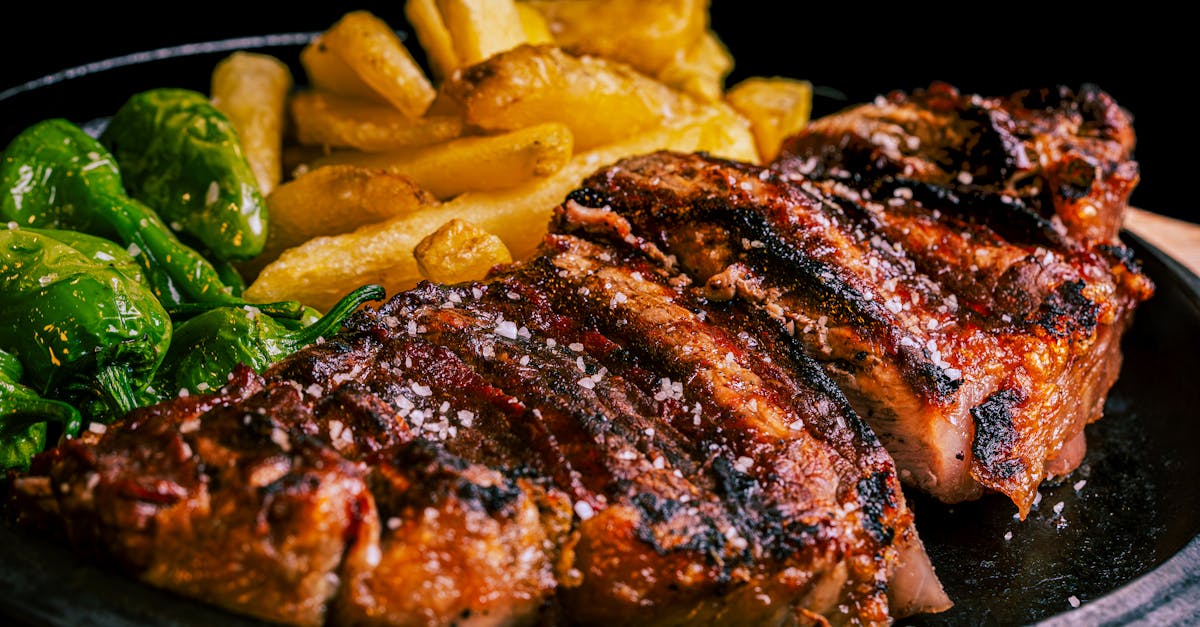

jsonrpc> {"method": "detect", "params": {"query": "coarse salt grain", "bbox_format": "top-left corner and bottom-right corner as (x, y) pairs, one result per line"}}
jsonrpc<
(1074, 480), (1087, 492)
(1068, 596), (1080, 608)
(494, 320), (518, 339)
(573, 501), (595, 520)
(568, 342), (584, 352)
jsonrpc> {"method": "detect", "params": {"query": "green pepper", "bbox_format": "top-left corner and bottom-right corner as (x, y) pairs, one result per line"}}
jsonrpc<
(155, 284), (384, 396)
(29, 227), (150, 290)
(99, 88), (267, 262)
(0, 118), (301, 319)
(1, 349), (82, 471)
(0, 227), (171, 421)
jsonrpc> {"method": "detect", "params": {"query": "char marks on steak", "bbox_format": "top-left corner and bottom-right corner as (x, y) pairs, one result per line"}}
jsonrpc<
(14, 233), (950, 625)
(560, 83), (1152, 516)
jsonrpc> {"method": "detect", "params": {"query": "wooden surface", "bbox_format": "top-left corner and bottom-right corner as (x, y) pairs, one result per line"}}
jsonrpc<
(1125, 209), (1200, 277)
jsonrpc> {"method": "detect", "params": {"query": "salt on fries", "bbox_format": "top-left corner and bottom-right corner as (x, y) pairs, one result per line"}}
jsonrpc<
(211, 0), (811, 312)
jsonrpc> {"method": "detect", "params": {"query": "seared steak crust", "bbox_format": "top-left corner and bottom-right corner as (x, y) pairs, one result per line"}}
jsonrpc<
(15, 234), (948, 625)
(561, 92), (1151, 515)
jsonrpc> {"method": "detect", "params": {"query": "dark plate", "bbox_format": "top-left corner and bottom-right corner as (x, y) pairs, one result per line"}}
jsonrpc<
(2, 34), (1198, 627)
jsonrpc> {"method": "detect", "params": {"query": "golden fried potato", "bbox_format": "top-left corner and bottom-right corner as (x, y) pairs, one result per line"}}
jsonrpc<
(210, 51), (294, 196)
(240, 164), (437, 280)
(300, 35), (389, 104)
(437, 44), (697, 150)
(415, 218), (513, 284)
(309, 122), (574, 199)
(515, 3), (554, 45)
(245, 111), (725, 310)
(655, 30), (732, 103)
(290, 89), (464, 152)
(519, 0), (709, 76)
(436, 0), (528, 67)
(404, 0), (459, 81)
(320, 10), (436, 117)
(725, 76), (814, 162)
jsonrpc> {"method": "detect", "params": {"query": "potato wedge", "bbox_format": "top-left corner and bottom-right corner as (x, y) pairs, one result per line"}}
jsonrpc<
(300, 35), (389, 104)
(437, 44), (697, 150)
(210, 51), (294, 196)
(404, 0), (459, 81)
(320, 10), (436, 117)
(437, 0), (528, 68)
(520, 0), (709, 76)
(240, 164), (438, 280)
(290, 89), (464, 152)
(415, 218), (513, 284)
(725, 76), (814, 162)
(245, 112), (719, 310)
(515, 3), (554, 45)
(309, 122), (574, 199)
(655, 30), (732, 103)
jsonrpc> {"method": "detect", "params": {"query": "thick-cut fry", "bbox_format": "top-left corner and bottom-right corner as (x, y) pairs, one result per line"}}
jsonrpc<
(515, 3), (554, 45)
(320, 10), (436, 118)
(436, 0), (528, 68)
(210, 51), (294, 196)
(520, 0), (709, 76)
(655, 30), (732, 103)
(415, 218), (513, 284)
(299, 35), (389, 104)
(404, 0), (460, 81)
(290, 89), (464, 152)
(309, 122), (574, 199)
(437, 44), (697, 150)
(244, 112), (724, 310)
(239, 164), (437, 280)
(726, 76), (814, 162)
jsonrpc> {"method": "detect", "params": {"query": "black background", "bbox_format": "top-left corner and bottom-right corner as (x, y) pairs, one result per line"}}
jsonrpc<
(0, 3), (1189, 223)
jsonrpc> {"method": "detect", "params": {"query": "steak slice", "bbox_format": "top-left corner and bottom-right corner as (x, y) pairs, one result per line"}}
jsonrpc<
(14, 234), (949, 625)
(558, 144), (1152, 517)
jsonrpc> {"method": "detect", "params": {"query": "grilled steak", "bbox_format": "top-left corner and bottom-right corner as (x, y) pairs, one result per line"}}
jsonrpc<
(13, 234), (950, 625)
(558, 83), (1152, 516)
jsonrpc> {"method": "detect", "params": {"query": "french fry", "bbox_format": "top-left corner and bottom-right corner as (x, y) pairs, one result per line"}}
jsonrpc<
(290, 89), (464, 152)
(319, 10), (436, 117)
(210, 51), (294, 196)
(404, 0), (460, 82)
(299, 35), (389, 104)
(244, 112), (722, 311)
(515, 3), (554, 45)
(437, 44), (698, 150)
(655, 30), (732, 103)
(309, 122), (574, 199)
(239, 164), (438, 280)
(519, 0), (709, 76)
(436, 0), (528, 68)
(725, 76), (814, 162)
(415, 218), (513, 284)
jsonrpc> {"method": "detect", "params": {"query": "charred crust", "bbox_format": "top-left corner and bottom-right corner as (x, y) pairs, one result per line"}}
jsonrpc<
(1037, 279), (1099, 338)
(855, 471), (897, 545)
(566, 187), (609, 209)
(970, 389), (1024, 479)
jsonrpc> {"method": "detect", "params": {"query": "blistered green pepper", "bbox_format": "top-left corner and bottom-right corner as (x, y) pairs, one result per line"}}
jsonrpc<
(0, 118), (301, 318)
(0, 227), (171, 420)
(155, 284), (384, 396)
(99, 88), (267, 262)
(1, 348), (82, 471)
(32, 227), (151, 290)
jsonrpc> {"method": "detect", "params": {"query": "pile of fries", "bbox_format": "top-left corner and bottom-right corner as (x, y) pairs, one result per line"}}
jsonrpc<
(210, 0), (813, 312)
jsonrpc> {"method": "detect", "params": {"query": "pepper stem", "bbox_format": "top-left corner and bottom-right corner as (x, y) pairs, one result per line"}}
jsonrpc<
(285, 284), (386, 349)
(94, 364), (139, 420)
(166, 298), (305, 320)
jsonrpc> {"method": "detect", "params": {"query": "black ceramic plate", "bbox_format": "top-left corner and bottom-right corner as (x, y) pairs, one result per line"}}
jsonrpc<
(2, 34), (1198, 627)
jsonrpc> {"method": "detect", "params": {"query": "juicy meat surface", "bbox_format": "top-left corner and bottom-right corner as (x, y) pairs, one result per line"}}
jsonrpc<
(560, 83), (1152, 516)
(14, 234), (949, 626)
